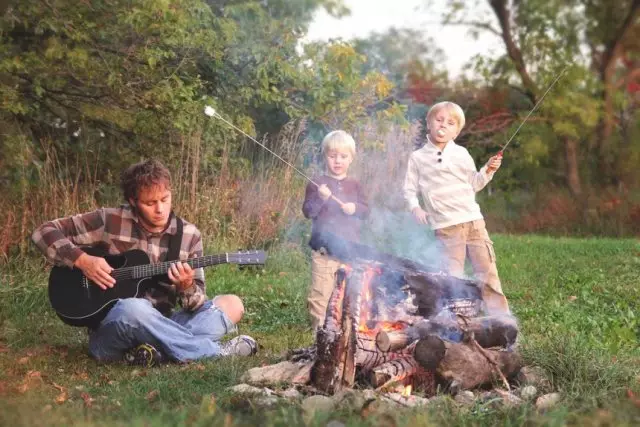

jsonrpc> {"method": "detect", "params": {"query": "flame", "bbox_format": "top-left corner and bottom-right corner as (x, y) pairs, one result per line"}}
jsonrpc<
(356, 266), (408, 334)
(357, 266), (378, 332)
(402, 383), (412, 397)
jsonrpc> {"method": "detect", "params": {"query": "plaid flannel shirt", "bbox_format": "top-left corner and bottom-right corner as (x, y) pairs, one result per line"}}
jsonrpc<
(32, 204), (207, 314)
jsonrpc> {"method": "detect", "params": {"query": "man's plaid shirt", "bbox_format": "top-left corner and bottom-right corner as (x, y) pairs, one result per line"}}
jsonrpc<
(32, 204), (207, 314)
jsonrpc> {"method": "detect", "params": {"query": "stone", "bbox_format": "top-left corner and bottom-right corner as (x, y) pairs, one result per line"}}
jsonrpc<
(333, 389), (365, 410)
(516, 366), (552, 392)
(240, 361), (312, 386)
(228, 384), (271, 396)
(382, 392), (429, 407)
(536, 392), (561, 410)
(520, 385), (538, 400)
(280, 387), (302, 400)
(301, 395), (335, 423)
(253, 395), (280, 407)
(494, 389), (524, 407)
(454, 390), (476, 406)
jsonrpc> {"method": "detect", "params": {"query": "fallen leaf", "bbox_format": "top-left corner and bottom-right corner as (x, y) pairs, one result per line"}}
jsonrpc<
(18, 357), (30, 364)
(627, 389), (640, 408)
(55, 391), (68, 404)
(568, 295), (577, 302)
(146, 390), (159, 402)
(73, 371), (89, 381)
(81, 392), (94, 408)
(52, 382), (66, 392)
(27, 371), (41, 379)
(42, 404), (52, 412)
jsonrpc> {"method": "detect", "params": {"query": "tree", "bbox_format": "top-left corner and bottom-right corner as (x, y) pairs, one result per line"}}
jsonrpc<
(440, 0), (609, 197)
(582, 0), (640, 180)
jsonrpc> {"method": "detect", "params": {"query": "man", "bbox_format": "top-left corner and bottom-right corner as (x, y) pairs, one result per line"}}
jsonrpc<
(32, 159), (257, 366)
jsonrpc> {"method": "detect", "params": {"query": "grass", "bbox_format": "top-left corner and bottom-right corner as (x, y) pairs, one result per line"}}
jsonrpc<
(1, 235), (639, 426)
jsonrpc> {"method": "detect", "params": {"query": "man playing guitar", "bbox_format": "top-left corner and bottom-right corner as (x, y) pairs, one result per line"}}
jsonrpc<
(32, 159), (257, 366)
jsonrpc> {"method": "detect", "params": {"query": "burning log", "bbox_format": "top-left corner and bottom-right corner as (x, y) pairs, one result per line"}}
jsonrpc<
(458, 315), (518, 349)
(371, 357), (419, 389)
(413, 334), (447, 370)
(411, 314), (518, 349)
(355, 332), (414, 370)
(376, 329), (412, 353)
(310, 267), (349, 394)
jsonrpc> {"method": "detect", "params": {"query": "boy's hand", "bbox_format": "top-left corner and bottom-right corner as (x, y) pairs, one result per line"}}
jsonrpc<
(74, 252), (115, 290)
(168, 262), (195, 292)
(411, 207), (429, 225)
(341, 203), (356, 215)
(318, 184), (332, 201)
(486, 155), (502, 173)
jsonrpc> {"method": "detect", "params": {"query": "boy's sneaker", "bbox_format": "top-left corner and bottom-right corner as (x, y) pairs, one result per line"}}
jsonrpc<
(219, 335), (258, 357)
(123, 343), (162, 367)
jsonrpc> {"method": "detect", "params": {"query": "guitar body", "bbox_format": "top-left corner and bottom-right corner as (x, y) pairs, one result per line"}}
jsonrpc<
(48, 248), (154, 328)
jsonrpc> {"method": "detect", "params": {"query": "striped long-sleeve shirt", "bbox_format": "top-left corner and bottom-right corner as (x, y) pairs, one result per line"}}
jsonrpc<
(403, 139), (495, 230)
(32, 205), (207, 314)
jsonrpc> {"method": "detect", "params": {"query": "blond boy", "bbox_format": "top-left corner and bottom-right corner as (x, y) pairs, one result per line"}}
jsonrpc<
(302, 130), (370, 329)
(403, 102), (509, 314)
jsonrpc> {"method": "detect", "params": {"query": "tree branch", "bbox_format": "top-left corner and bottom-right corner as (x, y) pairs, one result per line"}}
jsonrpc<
(599, 0), (640, 77)
(488, 0), (537, 103)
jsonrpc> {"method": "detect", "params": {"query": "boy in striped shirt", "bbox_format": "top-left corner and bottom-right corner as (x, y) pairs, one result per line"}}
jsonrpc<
(403, 102), (509, 314)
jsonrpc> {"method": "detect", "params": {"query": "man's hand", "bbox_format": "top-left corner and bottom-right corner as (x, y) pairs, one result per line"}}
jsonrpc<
(318, 184), (332, 201)
(411, 207), (429, 225)
(486, 154), (502, 173)
(341, 202), (356, 215)
(74, 252), (115, 290)
(168, 262), (195, 292)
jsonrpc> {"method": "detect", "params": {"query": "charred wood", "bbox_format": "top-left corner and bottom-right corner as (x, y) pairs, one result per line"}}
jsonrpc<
(437, 341), (523, 391)
(413, 334), (447, 370)
(410, 314), (518, 349)
(376, 329), (413, 352)
(372, 357), (420, 389)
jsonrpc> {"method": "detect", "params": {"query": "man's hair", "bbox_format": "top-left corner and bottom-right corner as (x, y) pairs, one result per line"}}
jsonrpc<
(121, 159), (171, 201)
(321, 130), (356, 158)
(426, 101), (466, 132)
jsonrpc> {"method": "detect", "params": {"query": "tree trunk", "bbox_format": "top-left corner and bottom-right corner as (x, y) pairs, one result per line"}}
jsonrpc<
(595, 0), (640, 181)
(564, 137), (582, 197)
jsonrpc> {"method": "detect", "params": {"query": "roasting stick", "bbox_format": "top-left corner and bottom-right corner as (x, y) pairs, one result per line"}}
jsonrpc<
(496, 65), (570, 158)
(204, 106), (347, 207)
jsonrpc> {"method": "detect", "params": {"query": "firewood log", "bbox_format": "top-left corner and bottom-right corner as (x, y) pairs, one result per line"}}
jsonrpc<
(436, 340), (523, 391)
(413, 334), (447, 370)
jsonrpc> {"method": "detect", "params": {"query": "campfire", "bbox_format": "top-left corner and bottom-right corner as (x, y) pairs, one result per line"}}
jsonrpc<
(242, 236), (522, 400)
(307, 258), (521, 397)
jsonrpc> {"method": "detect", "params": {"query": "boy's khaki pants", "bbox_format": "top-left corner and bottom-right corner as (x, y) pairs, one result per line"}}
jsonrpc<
(308, 250), (341, 330)
(434, 219), (510, 315)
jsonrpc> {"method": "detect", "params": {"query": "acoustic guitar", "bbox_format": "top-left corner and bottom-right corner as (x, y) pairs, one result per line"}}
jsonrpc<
(48, 247), (266, 327)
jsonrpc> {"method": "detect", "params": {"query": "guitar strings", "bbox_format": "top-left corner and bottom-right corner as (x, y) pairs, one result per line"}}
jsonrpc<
(105, 254), (239, 281)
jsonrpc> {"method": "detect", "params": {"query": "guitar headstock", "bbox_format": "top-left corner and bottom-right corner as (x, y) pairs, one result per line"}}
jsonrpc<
(228, 250), (267, 266)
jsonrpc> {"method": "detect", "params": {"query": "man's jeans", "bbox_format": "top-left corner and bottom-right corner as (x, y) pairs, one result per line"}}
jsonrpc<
(88, 298), (236, 362)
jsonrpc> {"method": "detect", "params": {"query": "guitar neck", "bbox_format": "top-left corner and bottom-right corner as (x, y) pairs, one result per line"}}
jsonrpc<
(128, 254), (230, 279)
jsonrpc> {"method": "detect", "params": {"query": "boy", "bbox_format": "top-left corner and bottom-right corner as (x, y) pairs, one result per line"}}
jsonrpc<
(302, 130), (370, 329)
(403, 102), (509, 314)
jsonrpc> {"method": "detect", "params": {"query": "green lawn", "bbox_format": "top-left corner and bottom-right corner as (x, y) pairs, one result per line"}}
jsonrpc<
(1, 235), (639, 426)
